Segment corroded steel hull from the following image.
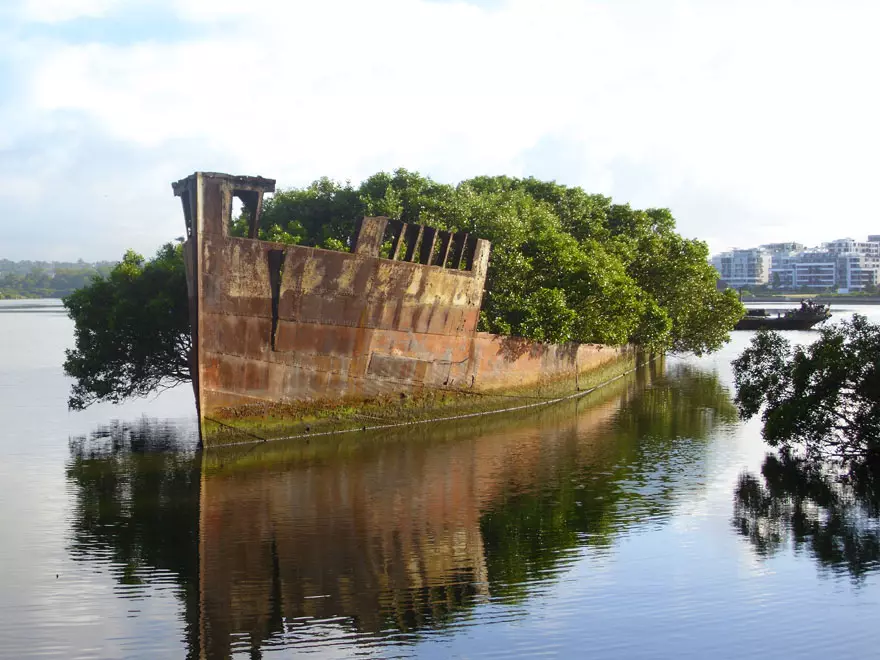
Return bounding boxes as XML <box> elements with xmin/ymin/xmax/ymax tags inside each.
<box><xmin>173</xmin><ymin>172</ymin><xmax>631</xmax><ymax>445</ymax></box>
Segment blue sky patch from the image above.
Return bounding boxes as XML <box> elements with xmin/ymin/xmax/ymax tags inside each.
<box><xmin>14</xmin><ymin>7</ymin><xmax>204</xmax><ymax>46</ymax></box>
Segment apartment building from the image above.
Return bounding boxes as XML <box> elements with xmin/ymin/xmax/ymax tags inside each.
<box><xmin>762</xmin><ymin>243</ymin><xmax>804</xmax><ymax>288</ymax></box>
<box><xmin>825</xmin><ymin>238</ymin><xmax>880</xmax><ymax>259</ymax></box>
<box><xmin>711</xmin><ymin>248</ymin><xmax>772</xmax><ymax>287</ymax></box>
<box><xmin>761</xmin><ymin>242</ymin><xmax>805</xmax><ymax>254</ymax></box>
<box><xmin>824</xmin><ymin>238</ymin><xmax>880</xmax><ymax>291</ymax></box>
<box><xmin>835</xmin><ymin>252</ymin><xmax>878</xmax><ymax>292</ymax></box>
<box><xmin>793</xmin><ymin>251</ymin><xmax>838</xmax><ymax>289</ymax></box>
<box><xmin>712</xmin><ymin>236</ymin><xmax>880</xmax><ymax>291</ymax></box>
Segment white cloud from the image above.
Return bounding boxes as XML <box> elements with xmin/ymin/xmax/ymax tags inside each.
<box><xmin>3</xmin><ymin>0</ymin><xmax>880</xmax><ymax>260</ymax></box>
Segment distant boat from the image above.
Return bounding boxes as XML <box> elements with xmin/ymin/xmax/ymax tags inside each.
<box><xmin>734</xmin><ymin>301</ymin><xmax>831</xmax><ymax>330</ymax></box>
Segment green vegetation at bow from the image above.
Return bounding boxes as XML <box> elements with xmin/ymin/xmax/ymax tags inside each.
<box><xmin>732</xmin><ymin>315</ymin><xmax>880</xmax><ymax>467</ymax></box>
<box><xmin>64</xmin><ymin>170</ymin><xmax>743</xmax><ymax>408</ymax></box>
<box><xmin>0</xmin><ymin>259</ymin><xmax>113</xmax><ymax>299</ymax></box>
<box><xmin>63</xmin><ymin>243</ymin><xmax>191</xmax><ymax>410</ymax></box>
<box><xmin>232</xmin><ymin>169</ymin><xmax>743</xmax><ymax>352</ymax></box>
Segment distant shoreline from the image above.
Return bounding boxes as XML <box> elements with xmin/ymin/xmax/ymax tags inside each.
<box><xmin>0</xmin><ymin>294</ymin><xmax>66</xmax><ymax>301</ymax></box>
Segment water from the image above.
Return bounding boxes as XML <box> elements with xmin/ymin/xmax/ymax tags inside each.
<box><xmin>1</xmin><ymin>298</ymin><xmax>878</xmax><ymax>659</ymax></box>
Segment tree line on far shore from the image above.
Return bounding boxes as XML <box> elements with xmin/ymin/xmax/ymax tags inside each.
<box><xmin>0</xmin><ymin>259</ymin><xmax>114</xmax><ymax>299</ymax></box>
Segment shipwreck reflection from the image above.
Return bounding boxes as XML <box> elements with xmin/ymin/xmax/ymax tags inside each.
<box><xmin>66</xmin><ymin>359</ymin><xmax>738</xmax><ymax>658</ymax></box>
<box><xmin>733</xmin><ymin>454</ymin><xmax>880</xmax><ymax>581</ymax></box>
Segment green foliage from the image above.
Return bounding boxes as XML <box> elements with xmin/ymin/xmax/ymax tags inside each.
<box><xmin>245</xmin><ymin>170</ymin><xmax>743</xmax><ymax>352</ymax></box>
<box><xmin>732</xmin><ymin>315</ymin><xmax>880</xmax><ymax>465</ymax></box>
<box><xmin>63</xmin><ymin>243</ymin><xmax>191</xmax><ymax>410</ymax></box>
<box><xmin>517</xmin><ymin>288</ymin><xmax>577</xmax><ymax>344</ymax></box>
<box><xmin>241</xmin><ymin>176</ymin><xmax>366</xmax><ymax>250</ymax></box>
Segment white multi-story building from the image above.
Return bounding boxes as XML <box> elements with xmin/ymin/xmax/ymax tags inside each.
<box><xmin>791</xmin><ymin>251</ymin><xmax>838</xmax><ymax>289</ymax></box>
<box><xmin>835</xmin><ymin>252</ymin><xmax>878</xmax><ymax>292</ymax></box>
<box><xmin>712</xmin><ymin>248</ymin><xmax>772</xmax><ymax>288</ymax></box>
<box><xmin>761</xmin><ymin>242</ymin><xmax>805</xmax><ymax>254</ymax></box>
<box><xmin>712</xmin><ymin>236</ymin><xmax>880</xmax><ymax>291</ymax></box>
<box><xmin>763</xmin><ymin>243</ymin><xmax>805</xmax><ymax>289</ymax></box>
<box><xmin>823</xmin><ymin>238</ymin><xmax>880</xmax><ymax>291</ymax></box>
<box><xmin>824</xmin><ymin>238</ymin><xmax>880</xmax><ymax>258</ymax></box>
<box><xmin>768</xmin><ymin>253</ymin><xmax>797</xmax><ymax>289</ymax></box>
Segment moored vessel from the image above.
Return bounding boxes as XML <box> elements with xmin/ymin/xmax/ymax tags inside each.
<box><xmin>734</xmin><ymin>300</ymin><xmax>831</xmax><ymax>330</ymax></box>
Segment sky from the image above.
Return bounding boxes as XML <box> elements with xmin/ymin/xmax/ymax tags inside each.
<box><xmin>1</xmin><ymin>0</ymin><xmax>879</xmax><ymax>262</ymax></box>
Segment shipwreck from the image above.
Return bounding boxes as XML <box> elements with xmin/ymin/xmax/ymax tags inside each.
<box><xmin>173</xmin><ymin>172</ymin><xmax>635</xmax><ymax>446</ymax></box>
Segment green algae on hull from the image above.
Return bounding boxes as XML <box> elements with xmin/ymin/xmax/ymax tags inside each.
<box><xmin>202</xmin><ymin>356</ymin><xmax>661</xmax><ymax>475</ymax></box>
<box><xmin>201</xmin><ymin>352</ymin><xmax>655</xmax><ymax>447</ymax></box>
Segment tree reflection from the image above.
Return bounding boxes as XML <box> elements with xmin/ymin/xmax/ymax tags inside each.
<box><xmin>65</xmin><ymin>361</ymin><xmax>740</xmax><ymax>658</ymax></box>
<box><xmin>481</xmin><ymin>361</ymin><xmax>739</xmax><ymax>599</ymax></box>
<box><xmin>66</xmin><ymin>419</ymin><xmax>201</xmax><ymax>658</ymax></box>
<box><xmin>733</xmin><ymin>454</ymin><xmax>880</xmax><ymax>581</ymax></box>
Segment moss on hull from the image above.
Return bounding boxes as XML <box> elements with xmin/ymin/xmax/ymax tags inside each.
<box><xmin>202</xmin><ymin>361</ymin><xmax>649</xmax><ymax>475</ymax></box>
<box><xmin>202</xmin><ymin>351</ymin><xmax>654</xmax><ymax>447</ymax></box>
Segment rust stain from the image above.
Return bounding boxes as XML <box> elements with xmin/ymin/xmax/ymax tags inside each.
<box><xmin>173</xmin><ymin>171</ymin><xmax>628</xmax><ymax>445</ymax></box>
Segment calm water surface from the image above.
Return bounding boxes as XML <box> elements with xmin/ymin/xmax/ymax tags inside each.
<box><xmin>1</xmin><ymin>299</ymin><xmax>878</xmax><ymax>659</ymax></box>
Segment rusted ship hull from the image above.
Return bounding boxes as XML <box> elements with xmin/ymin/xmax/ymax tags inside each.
<box><xmin>173</xmin><ymin>172</ymin><xmax>632</xmax><ymax>446</ymax></box>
